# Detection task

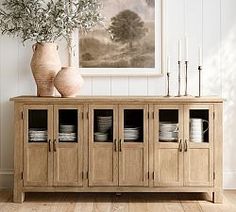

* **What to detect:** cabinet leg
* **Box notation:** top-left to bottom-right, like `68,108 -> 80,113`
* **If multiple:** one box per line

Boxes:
13,190 -> 25,203
213,191 -> 223,203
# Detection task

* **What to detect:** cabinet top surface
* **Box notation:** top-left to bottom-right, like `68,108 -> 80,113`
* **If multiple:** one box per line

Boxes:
10,95 -> 223,104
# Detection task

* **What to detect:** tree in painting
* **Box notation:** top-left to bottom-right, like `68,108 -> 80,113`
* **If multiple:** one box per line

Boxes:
108,10 -> 146,48
146,0 -> 155,7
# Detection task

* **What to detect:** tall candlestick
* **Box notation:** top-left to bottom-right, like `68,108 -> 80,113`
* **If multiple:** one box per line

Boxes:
184,61 -> 189,96
166,72 -> 170,97
197,65 -> 202,97
198,47 -> 202,66
177,61 -> 181,96
185,36 -> 188,61
178,40 -> 181,61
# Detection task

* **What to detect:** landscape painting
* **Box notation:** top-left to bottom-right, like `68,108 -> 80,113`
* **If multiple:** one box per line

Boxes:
78,0 -> 163,75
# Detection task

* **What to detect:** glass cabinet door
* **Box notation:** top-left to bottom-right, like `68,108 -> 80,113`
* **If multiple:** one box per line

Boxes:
89,105 -> 118,186
58,109 -> 78,143
93,109 -> 114,143
53,106 -> 83,186
123,109 -> 144,143
28,109 -> 48,143
24,106 -> 53,187
183,105 -> 213,187
153,105 -> 184,187
119,105 -> 148,187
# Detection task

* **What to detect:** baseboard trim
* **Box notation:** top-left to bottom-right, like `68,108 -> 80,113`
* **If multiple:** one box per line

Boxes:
0,169 -> 13,189
1,170 -> 236,189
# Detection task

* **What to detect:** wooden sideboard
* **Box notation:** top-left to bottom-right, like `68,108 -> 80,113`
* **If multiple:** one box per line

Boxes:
10,96 -> 223,203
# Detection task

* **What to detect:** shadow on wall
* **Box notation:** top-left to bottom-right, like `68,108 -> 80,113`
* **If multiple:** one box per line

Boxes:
221,25 -> 236,186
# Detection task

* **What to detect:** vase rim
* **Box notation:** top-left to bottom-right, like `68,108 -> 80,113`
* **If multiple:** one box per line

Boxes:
62,66 -> 77,68
36,42 -> 57,46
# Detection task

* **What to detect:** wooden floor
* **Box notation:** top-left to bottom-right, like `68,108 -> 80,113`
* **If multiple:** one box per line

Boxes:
0,191 -> 236,212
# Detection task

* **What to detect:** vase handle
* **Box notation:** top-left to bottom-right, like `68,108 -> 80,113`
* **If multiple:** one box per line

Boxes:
32,44 -> 37,52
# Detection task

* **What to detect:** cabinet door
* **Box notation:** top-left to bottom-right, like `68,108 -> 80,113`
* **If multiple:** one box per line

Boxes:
183,105 -> 213,187
153,106 -> 184,187
89,105 -> 118,186
23,106 -> 53,186
53,106 -> 84,186
118,105 -> 148,186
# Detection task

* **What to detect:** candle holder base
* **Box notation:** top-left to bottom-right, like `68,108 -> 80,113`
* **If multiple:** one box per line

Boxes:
183,94 -> 194,98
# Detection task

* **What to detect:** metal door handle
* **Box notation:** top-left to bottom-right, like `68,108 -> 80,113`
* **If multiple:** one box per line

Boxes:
179,139 -> 182,152
119,139 -> 122,152
53,139 -> 57,152
184,139 -> 188,152
114,139 -> 117,152
48,139 -> 52,152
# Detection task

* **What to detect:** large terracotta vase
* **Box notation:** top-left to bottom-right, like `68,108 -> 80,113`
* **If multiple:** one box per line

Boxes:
54,67 -> 84,97
31,43 -> 61,97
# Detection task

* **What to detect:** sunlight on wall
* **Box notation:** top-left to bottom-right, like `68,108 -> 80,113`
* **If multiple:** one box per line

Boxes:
221,25 -> 236,188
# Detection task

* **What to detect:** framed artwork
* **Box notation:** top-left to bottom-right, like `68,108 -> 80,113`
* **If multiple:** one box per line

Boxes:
71,0 -> 165,76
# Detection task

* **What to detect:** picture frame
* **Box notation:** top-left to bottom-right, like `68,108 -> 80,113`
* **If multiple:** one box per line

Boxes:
70,0 -> 165,76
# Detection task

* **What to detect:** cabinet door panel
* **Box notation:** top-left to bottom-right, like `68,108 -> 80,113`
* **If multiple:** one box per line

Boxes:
53,106 -> 83,186
119,146 -> 146,186
184,105 -> 213,187
119,105 -> 148,186
90,145 -> 117,185
89,105 -> 118,186
54,145 -> 82,186
155,148 -> 183,186
153,105 -> 184,187
25,145 -> 50,186
23,106 -> 53,187
184,148 -> 212,186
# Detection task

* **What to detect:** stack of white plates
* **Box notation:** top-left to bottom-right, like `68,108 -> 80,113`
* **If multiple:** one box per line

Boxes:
29,128 -> 47,142
97,116 -> 112,132
59,132 -> 77,141
124,127 -> 139,141
159,122 -> 178,142
94,132 -> 108,142
59,124 -> 77,142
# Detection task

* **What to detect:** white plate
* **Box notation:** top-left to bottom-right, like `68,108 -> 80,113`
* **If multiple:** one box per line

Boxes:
159,137 -> 178,142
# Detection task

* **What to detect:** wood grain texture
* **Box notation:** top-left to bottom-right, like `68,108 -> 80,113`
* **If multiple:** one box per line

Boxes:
183,104 -> 214,187
118,104 -> 148,187
53,105 -> 84,187
11,98 -> 223,203
1,191 -> 236,212
10,96 -> 224,103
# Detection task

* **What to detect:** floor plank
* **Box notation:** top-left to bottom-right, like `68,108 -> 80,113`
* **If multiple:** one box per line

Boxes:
0,191 -> 236,212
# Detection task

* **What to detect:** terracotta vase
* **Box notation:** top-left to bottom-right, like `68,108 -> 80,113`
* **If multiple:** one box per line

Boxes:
31,43 -> 61,97
54,67 -> 84,97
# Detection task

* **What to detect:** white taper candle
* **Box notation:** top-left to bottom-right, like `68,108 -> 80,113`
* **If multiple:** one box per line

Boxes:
198,47 -> 202,66
167,56 -> 170,73
178,40 -> 181,61
185,36 -> 188,61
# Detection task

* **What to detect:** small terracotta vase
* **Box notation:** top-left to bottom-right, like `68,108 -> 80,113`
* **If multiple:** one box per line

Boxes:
54,67 -> 84,97
31,43 -> 61,97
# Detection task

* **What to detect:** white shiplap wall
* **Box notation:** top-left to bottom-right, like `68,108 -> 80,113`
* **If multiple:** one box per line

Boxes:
0,0 -> 235,188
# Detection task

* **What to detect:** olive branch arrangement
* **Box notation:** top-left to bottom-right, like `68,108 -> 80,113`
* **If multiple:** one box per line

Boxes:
0,0 -> 104,43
